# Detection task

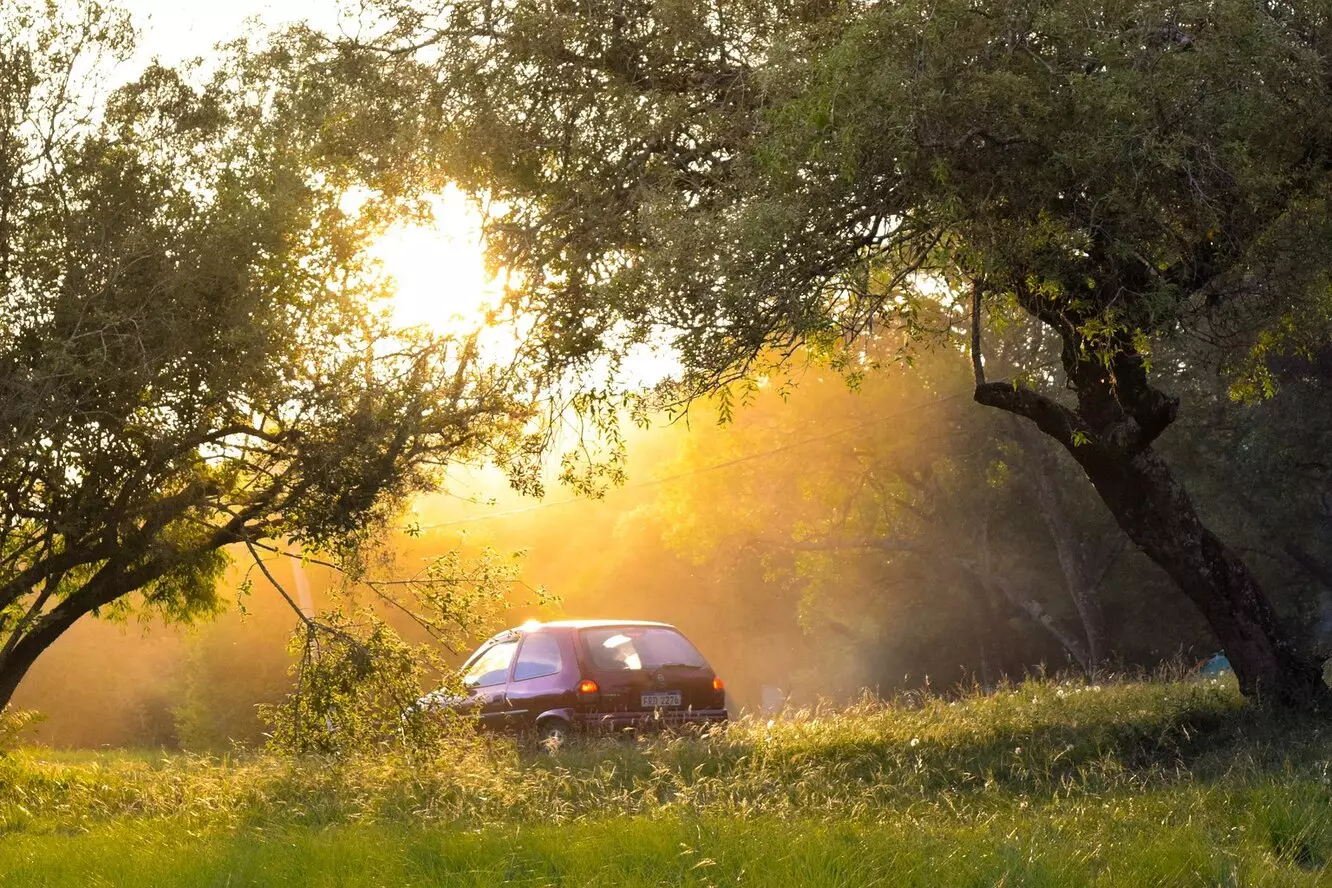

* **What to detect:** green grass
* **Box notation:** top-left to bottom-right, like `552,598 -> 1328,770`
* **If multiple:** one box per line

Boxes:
4,676 -> 1332,885
5,800 -> 1332,887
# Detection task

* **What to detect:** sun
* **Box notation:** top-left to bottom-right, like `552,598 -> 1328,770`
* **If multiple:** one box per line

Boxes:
371,189 -> 502,339
370,187 -> 679,387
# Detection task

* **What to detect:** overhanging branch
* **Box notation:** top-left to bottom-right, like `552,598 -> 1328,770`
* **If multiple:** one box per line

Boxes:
974,381 -> 1086,448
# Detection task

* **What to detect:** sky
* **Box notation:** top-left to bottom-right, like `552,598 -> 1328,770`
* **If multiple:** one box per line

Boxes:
125,0 -> 335,63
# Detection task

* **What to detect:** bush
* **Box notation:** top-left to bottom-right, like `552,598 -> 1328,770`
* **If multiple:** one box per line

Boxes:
0,707 -> 42,754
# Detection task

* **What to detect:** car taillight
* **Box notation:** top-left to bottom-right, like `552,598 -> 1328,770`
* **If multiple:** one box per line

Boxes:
712,677 -> 725,692
578,679 -> 599,694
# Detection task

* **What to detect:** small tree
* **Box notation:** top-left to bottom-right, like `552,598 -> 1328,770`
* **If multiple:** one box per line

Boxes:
367,0 -> 1332,703
260,546 -> 543,754
0,2 -> 538,710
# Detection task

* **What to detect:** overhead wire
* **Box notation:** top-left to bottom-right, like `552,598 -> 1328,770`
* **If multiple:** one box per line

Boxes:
416,367 -> 1051,532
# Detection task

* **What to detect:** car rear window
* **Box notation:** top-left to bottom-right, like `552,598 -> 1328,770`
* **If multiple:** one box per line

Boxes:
579,627 -> 708,671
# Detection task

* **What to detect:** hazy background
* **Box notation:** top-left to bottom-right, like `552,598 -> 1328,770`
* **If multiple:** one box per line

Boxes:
25,336 -> 1316,749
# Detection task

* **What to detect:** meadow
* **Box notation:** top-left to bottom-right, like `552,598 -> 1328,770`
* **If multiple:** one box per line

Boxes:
4,677 -> 1332,886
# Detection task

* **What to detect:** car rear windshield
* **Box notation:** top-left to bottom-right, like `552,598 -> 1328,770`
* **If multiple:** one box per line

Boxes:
579,627 -> 708,672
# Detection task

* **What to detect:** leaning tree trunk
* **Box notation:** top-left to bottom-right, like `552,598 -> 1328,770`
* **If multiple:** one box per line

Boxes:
0,564 -> 137,712
0,525 -> 215,713
975,335 -> 1325,706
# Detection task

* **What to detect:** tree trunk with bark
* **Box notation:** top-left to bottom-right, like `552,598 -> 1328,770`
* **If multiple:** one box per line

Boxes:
0,562 -> 155,711
975,315 -> 1325,706
0,503 -> 265,713
983,571 -> 1092,672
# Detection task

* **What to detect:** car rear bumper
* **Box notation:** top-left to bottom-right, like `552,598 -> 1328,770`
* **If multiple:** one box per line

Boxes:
578,709 -> 728,731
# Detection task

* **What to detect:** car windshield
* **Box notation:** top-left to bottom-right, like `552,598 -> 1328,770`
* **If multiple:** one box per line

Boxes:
580,627 -> 708,672
462,639 -> 517,687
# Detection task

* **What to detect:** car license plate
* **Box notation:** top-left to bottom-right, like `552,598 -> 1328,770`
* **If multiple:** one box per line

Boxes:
641,691 -> 682,708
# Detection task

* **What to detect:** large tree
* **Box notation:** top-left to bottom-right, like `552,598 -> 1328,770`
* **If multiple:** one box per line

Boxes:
0,2 -> 535,710
366,0 -> 1332,703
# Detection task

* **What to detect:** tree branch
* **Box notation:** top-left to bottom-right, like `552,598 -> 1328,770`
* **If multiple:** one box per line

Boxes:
974,382 -> 1086,448
783,535 -> 1091,670
971,278 -> 985,387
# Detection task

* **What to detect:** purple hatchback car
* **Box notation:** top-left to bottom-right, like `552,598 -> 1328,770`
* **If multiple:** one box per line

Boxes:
420,619 -> 728,748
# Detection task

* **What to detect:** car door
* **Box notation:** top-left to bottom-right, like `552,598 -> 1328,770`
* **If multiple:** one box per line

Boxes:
460,638 -> 519,726
504,631 -> 571,727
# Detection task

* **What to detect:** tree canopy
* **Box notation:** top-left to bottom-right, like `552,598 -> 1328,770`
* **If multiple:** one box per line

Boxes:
365,0 -> 1332,703
0,1 -> 537,709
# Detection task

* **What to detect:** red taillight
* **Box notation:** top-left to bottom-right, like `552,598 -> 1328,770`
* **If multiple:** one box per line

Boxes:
578,679 -> 600,694
712,677 -> 725,692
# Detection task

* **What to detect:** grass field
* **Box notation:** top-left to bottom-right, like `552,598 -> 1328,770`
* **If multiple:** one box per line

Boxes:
4,677 -> 1332,886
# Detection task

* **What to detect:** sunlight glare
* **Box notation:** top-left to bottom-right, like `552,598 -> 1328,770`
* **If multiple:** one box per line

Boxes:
368,188 -> 681,387
372,189 -> 502,340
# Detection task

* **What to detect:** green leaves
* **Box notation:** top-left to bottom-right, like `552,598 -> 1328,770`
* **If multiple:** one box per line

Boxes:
262,611 -> 447,756
381,0 -> 1332,410
261,547 -> 542,755
0,2 -> 536,709
0,705 -> 42,753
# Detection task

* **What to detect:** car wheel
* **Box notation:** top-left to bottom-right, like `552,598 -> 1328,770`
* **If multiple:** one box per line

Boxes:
536,718 -> 570,755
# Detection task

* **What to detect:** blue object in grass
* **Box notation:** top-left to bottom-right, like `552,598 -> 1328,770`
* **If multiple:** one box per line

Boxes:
1199,653 -> 1232,676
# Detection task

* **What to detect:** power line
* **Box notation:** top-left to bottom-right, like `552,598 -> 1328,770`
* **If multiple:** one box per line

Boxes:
417,373 -> 1028,532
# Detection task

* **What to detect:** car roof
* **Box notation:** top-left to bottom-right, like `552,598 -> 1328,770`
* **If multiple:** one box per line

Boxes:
471,619 -> 680,650
521,619 -> 675,631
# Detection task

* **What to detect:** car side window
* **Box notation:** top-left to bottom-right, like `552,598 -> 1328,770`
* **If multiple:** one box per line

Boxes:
513,633 -> 563,681
463,640 -> 518,688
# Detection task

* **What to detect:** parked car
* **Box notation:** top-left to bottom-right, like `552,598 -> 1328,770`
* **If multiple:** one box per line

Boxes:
418,619 -> 727,749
